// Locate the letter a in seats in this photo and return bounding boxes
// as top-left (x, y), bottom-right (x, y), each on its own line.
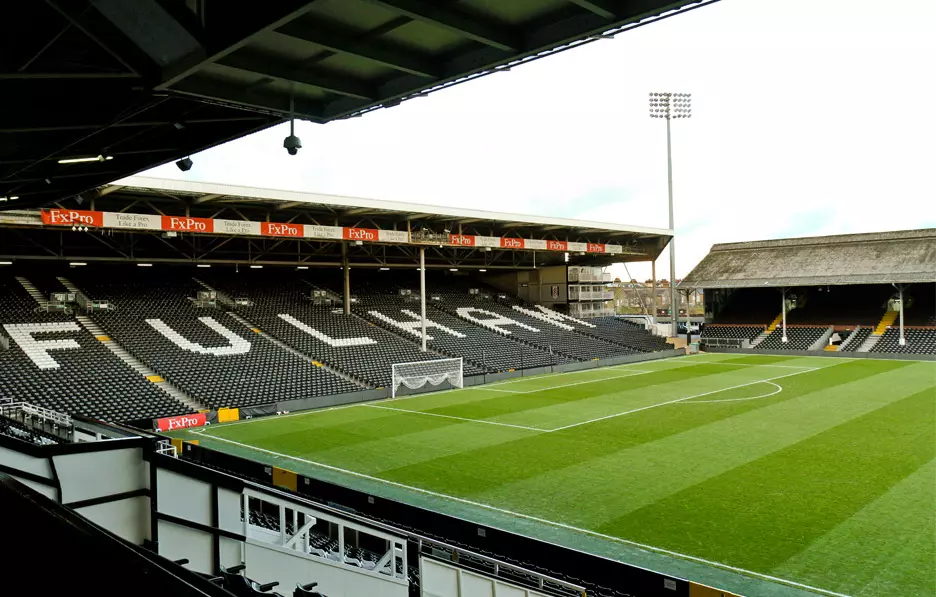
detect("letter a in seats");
top-left (146, 317), bottom-right (251, 355)
top-left (278, 314), bottom-right (377, 347)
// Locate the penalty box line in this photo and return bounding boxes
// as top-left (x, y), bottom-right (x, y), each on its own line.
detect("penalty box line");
top-left (546, 365), bottom-right (826, 432)
top-left (194, 431), bottom-right (854, 597)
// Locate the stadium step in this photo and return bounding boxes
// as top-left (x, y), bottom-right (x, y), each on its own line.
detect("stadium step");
top-left (838, 326), bottom-right (862, 351)
top-left (74, 314), bottom-right (208, 412)
top-left (15, 277), bottom-right (49, 308)
top-left (766, 313), bottom-right (783, 333)
top-left (857, 334), bottom-right (882, 353)
top-left (224, 311), bottom-right (373, 390)
top-left (824, 344), bottom-right (838, 351)
top-left (749, 329), bottom-right (771, 348)
top-left (873, 310), bottom-right (898, 335)
top-left (809, 326), bottom-right (835, 351)
top-left (56, 276), bottom-right (82, 295)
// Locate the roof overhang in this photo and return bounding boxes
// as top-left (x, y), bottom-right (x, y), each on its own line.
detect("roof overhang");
top-left (0, 177), bottom-right (672, 269)
top-left (1, 0), bottom-right (717, 211)
top-left (681, 229), bottom-right (936, 289)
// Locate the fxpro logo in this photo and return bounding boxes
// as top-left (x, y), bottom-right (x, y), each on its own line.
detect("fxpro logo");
top-left (449, 234), bottom-right (474, 246)
top-left (156, 412), bottom-right (207, 432)
top-left (165, 216), bottom-right (209, 231)
top-left (49, 210), bottom-right (95, 225)
top-left (265, 223), bottom-right (299, 236)
top-left (501, 238), bottom-right (523, 249)
top-left (346, 228), bottom-right (377, 241)
top-left (547, 240), bottom-right (567, 251)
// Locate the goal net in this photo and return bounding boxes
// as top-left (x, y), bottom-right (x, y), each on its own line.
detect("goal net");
top-left (391, 358), bottom-right (463, 398)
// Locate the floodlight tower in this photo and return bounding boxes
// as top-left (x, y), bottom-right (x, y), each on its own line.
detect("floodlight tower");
top-left (649, 92), bottom-right (691, 337)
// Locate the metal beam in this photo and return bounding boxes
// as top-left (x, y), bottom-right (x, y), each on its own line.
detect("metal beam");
top-left (0, 116), bottom-right (270, 134)
top-left (276, 201), bottom-right (306, 210)
top-left (218, 51), bottom-right (376, 100)
top-left (158, 1), bottom-right (320, 88)
top-left (194, 193), bottom-right (225, 204)
top-left (0, 72), bottom-right (139, 80)
top-left (364, 0), bottom-right (521, 51)
top-left (567, 0), bottom-right (618, 19)
top-left (170, 76), bottom-right (324, 121)
top-left (276, 21), bottom-right (440, 78)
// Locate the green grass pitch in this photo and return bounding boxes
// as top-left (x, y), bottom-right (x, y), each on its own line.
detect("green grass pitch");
top-left (184, 354), bottom-right (936, 597)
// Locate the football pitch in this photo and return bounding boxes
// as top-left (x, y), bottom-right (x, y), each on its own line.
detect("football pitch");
top-left (186, 353), bottom-right (936, 597)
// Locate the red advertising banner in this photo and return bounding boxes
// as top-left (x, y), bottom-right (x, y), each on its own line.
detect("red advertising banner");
top-left (343, 227), bottom-right (379, 242)
top-left (161, 215), bottom-right (214, 233)
top-left (500, 237), bottom-right (524, 249)
top-left (261, 221), bottom-right (302, 237)
top-left (587, 243), bottom-right (606, 253)
top-left (41, 209), bottom-right (104, 227)
top-left (154, 412), bottom-right (207, 432)
top-left (546, 240), bottom-right (568, 252)
top-left (448, 234), bottom-right (475, 247)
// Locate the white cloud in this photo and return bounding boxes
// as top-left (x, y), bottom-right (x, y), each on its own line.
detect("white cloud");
top-left (145, 0), bottom-right (936, 281)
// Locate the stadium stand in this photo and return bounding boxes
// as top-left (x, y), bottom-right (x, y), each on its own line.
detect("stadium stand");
top-left (706, 288), bottom-right (779, 325)
top-left (201, 271), bottom-right (476, 387)
top-left (700, 325), bottom-right (764, 342)
top-left (870, 328), bottom-right (936, 355)
top-left (838, 327), bottom-right (872, 352)
top-left (754, 326), bottom-right (829, 351)
top-left (357, 292), bottom-right (557, 372)
top-left (0, 274), bottom-right (192, 422)
top-left (70, 269), bottom-right (358, 409)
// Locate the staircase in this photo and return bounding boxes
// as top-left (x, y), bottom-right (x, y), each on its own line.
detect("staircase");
top-left (16, 277), bottom-right (48, 308)
top-left (749, 329), bottom-right (771, 348)
top-left (837, 327), bottom-right (861, 352)
top-left (56, 276), bottom-right (81, 294)
top-left (873, 311), bottom-right (898, 336)
top-left (857, 334), bottom-right (882, 353)
top-left (74, 314), bottom-right (206, 412)
top-left (766, 313), bottom-right (783, 333)
top-left (809, 326), bottom-right (835, 351)
top-left (224, 311), bottom-right (372, 390)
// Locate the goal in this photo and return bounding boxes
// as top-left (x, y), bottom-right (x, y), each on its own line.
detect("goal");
top-left (391, 357), bottom-right (464, 398)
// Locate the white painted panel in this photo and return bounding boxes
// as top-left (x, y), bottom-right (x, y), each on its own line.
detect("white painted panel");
top-left (421, 559), bottom-right (553, 597)
top-left (218, 488), bottom-right (243, 534)
top-left (55, 448), bottom-right (144, 504)
top-left (461, 572), bottom-right (494, 597)
top-left (496, 584), bottom-right (528, 597)
top-left (77, 497), bottom-right (148, 544)
top-left (0, 445), bottom-right (53, 478)
top-left (159, 521), bottom-right (214, 574)
top-left (421, 559), bottom-right (458, 597)
top-left (157, 469), bottom-right (212, 525)
top-left (245, 542), bottom-right (407, 597)
top-left (220, 537), bottom-right (244, 570)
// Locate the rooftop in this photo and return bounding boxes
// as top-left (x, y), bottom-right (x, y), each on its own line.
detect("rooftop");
top-left (681, 228), bottom-right (936, 289)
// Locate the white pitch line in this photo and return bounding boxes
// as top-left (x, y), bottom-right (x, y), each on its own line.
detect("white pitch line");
top-left (193, 431), bottom-right (854, 597)
top-left (681, 381), bottom-right (784, 404)
top-left (547, 367), bottom-right (821, 432)
top-left (496, 370), bottom-right (658, 394)
top-left (362, 404), bottom-right (545, 431)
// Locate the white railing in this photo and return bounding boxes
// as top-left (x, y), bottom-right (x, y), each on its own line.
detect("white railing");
top-left (0, 401), bottom-right (72, 428)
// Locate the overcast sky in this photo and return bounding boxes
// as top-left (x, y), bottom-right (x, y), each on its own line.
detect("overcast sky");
top-left (144, 0), bottom-right (936, 281)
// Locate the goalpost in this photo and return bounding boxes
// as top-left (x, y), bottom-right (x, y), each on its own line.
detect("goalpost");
top-left (391, 357), bottom-right (463, 398)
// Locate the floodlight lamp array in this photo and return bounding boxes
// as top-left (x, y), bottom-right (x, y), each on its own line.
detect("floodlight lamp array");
top-left (649, 92), bottom-right (692, 119)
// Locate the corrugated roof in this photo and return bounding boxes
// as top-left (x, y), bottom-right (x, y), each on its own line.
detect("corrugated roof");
top-left (681, 228), bottom-right (936, 289)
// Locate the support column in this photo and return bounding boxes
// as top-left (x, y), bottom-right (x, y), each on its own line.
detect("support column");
top-left (419, 247), bottom-right (427, 352)
top-left (651, 260), bottom-right (657, 324)
top-left (665, 117), bottom-right (678, 338)
top-left (781, 288), bottom-right (788, 343)
top-left (898, 285), bottom-right (906, 346)
top-left (341, 243), bottom-right (350, 315)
